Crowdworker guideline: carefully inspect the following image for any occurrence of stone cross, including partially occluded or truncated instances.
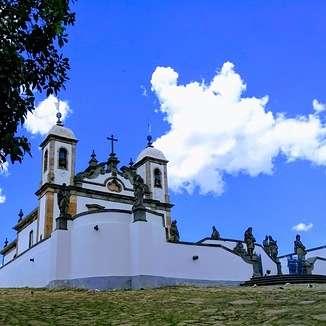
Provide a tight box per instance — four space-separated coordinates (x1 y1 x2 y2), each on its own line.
107 135 118 157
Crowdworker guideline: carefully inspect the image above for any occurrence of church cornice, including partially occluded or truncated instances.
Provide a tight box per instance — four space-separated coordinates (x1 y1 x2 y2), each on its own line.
72 185 173 210
40 134 78 149
35 183 59 197
0 239 17 255
133 156 168 169
36 181 174 216
12 208 38 232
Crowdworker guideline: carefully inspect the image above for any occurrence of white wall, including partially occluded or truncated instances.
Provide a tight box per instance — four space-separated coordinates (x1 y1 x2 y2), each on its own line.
0 210 279 289
128 219 254 282
69 212 132 279
311 259 326 275
17 220 37 255
279 247 326 275
78 175 134 195
202 239 278 275
3 247 16 265
76 197 131 214
307 247 326 259
0 239 51 288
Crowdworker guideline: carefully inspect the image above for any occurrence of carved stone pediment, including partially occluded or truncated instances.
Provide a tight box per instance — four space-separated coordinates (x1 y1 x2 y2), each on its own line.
75 163 106 181
107 179 122 193
86 204 105 211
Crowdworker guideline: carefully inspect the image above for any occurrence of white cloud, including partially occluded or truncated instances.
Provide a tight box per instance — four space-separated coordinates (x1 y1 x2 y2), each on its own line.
292 223 313 232
141 85 148 97
0 162 9 204
0 162 10 177
24 95 72 136
0 188 5 204
151 62 326 195
313 99 325 113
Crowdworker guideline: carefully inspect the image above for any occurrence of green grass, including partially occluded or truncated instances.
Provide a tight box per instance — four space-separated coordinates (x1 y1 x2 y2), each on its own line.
0 284 325 325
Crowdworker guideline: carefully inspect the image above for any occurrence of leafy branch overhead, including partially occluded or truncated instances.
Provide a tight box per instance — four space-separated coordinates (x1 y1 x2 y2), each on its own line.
0 0 76 164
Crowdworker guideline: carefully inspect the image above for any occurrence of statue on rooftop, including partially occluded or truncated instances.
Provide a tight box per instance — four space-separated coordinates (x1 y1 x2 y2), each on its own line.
263 235 270 255
211 226 220 240
294 234 307 261
58 183 70 217
233 242 246 256
133 175 146 209
244 227 256 257
170 220 180 242
269 235 278 260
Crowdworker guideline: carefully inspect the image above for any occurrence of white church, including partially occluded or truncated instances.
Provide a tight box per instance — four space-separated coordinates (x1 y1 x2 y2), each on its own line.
1 116 326 290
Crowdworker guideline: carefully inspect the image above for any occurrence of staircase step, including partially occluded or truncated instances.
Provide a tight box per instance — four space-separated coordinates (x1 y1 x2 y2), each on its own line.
241 274 326 286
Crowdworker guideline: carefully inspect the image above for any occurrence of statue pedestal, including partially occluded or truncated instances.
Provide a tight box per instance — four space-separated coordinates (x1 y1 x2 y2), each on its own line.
56 214 70 230
248 254 262 278
276 260 283 275
133 207 147 222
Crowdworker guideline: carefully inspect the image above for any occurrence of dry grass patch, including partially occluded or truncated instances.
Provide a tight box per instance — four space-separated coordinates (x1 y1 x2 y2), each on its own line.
0 284 325 325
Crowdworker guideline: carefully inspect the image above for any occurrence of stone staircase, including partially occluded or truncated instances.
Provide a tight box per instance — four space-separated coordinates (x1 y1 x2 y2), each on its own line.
241 274 326 286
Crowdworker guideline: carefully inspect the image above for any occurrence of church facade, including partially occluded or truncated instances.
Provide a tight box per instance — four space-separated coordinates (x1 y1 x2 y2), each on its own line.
1 119 287 290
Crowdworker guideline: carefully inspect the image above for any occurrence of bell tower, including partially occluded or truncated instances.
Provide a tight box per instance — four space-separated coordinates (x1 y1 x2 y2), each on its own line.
134 135 171 226
36 109 78 241
39 111 77 187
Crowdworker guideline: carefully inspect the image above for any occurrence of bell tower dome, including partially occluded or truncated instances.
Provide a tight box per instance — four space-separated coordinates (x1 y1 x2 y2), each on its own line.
36 110 78 240
134 135 170 225
39 112 78 187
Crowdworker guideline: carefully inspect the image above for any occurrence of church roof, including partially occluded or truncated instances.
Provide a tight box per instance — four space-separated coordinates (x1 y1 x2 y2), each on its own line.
40 124 77 148
46 124 77 140
135 146 167 164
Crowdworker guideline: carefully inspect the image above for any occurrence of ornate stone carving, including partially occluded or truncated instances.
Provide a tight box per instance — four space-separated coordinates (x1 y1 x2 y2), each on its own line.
132 175 147 209
269 235 278 261
170 220 180 242
211 226 220 240
107 179 122 192
294 234 307 261
233 242 246 256
86 204 105 212
57 183 70 217
75 163 106 181
244 227 256 257
263 235 270 255
121 166 149 209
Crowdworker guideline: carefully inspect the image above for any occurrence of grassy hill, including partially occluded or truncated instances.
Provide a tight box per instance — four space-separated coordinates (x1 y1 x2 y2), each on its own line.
0 284 325 325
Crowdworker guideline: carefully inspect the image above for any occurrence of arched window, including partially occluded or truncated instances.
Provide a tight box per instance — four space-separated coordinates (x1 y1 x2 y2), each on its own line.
154 168 162 187
58 148 68 169
43 150 48 172
29 230 34 248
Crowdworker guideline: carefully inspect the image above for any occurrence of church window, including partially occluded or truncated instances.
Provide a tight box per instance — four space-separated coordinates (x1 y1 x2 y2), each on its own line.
44 150 48 172
29 230 34 248
154 168 162 187
58 148 68 169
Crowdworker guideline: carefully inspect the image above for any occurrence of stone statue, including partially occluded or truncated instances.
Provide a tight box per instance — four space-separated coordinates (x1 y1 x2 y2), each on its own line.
294 234 307 261
57 183 70 217
170 220 180 242
132 175 146 209
263 235 270 255
233 242 246 256
244 227 256 257
154 169 162 187
269 235 278 260
211 226 220 240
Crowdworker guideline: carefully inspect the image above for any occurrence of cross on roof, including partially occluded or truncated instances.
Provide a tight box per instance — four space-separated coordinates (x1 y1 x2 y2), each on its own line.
107 135 118 157
55 99 63 126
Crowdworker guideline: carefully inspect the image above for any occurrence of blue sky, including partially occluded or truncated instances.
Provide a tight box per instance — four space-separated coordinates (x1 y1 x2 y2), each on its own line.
1 1 326 255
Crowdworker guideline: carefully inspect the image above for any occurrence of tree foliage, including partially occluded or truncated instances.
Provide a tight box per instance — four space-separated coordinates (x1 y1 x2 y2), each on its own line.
0 0 76 164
